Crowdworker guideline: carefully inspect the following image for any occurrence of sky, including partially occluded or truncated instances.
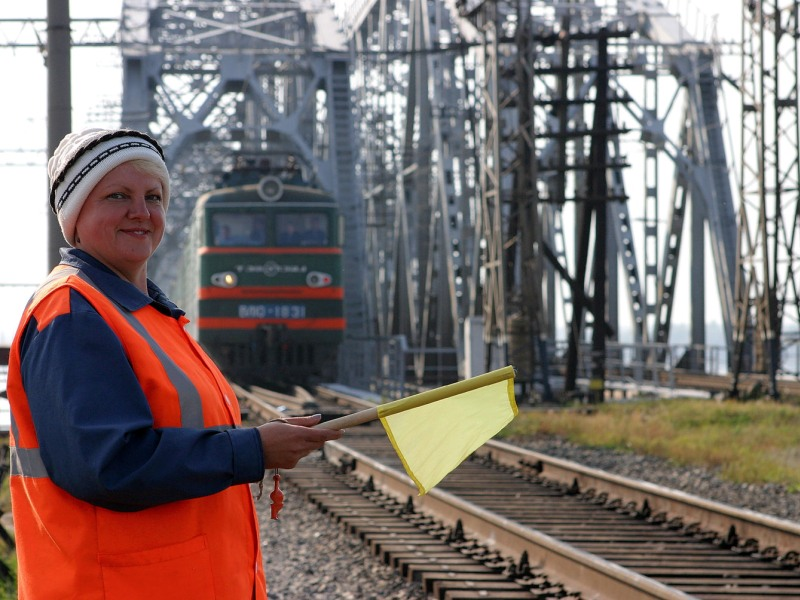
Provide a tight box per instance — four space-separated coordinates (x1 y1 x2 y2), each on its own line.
0 0 739 347
0 1 124 346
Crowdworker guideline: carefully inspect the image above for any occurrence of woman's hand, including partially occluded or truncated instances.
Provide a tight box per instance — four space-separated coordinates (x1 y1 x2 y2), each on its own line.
256 415 343 469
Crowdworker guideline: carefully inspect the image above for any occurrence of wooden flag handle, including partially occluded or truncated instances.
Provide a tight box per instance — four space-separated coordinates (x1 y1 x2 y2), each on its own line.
315 406 378 430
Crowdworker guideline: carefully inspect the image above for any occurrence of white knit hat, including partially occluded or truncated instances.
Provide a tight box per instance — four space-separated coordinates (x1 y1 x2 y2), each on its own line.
48 128 170 246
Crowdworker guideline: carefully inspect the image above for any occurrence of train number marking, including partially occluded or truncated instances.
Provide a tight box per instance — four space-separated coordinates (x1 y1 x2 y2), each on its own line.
237 304 307 319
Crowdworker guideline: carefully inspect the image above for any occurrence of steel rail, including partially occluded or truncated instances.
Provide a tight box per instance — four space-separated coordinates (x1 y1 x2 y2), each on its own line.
315 382 800 557
322 439 694 600
479 439 800 559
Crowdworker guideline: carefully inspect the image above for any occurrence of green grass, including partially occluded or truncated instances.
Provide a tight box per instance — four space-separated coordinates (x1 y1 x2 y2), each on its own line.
499 397 800 491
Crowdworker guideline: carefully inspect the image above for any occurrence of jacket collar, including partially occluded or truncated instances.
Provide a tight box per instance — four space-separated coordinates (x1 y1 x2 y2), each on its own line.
58 248 184 318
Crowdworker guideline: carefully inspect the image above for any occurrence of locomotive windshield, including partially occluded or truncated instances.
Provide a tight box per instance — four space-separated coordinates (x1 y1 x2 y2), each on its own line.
212 213 267 246
276 212 329 246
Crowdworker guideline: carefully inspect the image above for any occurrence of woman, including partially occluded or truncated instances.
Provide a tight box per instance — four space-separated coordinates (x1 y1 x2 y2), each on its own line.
6 128 342 599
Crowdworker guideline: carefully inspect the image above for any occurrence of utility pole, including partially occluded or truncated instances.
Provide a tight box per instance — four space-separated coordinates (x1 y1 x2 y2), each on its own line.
47 0 72 268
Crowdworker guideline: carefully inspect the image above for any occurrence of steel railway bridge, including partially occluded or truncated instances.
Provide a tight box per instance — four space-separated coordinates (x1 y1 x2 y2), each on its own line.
5 0 799 401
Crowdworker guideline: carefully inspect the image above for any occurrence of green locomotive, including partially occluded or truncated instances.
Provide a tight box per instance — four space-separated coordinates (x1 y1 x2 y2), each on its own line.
175 162 343 386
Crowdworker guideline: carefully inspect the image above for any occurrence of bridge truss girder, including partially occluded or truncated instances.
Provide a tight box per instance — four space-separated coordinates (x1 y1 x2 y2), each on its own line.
732 0 800 397
339 0 741 394
344 0 480 385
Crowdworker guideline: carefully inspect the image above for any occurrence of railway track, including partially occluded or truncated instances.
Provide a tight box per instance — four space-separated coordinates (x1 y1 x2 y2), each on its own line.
606 369 800 398
236 383 800 599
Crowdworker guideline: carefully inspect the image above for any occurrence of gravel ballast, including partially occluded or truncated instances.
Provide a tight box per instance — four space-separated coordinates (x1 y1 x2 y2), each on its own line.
515 435 800 522
256 481 428 599
255 436 800 598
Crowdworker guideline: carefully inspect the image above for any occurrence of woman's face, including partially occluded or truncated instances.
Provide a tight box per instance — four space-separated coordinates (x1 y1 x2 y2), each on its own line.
74 162 166 287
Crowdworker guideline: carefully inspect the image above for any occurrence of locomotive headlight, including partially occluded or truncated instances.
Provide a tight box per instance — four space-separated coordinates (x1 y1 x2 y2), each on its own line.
306 271 332 288
257 176 284 202
211 271 238 288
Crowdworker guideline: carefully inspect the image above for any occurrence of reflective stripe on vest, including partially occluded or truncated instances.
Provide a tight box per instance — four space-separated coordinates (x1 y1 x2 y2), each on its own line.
11 265 213 479
10 447 47 478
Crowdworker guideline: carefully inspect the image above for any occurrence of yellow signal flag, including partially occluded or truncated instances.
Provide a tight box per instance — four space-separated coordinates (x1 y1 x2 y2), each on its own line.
378 366 518 494
319 366 518 495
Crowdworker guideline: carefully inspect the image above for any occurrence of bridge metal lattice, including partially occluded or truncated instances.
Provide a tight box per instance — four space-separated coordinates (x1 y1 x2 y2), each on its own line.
732 0 800 398
336 0 747 397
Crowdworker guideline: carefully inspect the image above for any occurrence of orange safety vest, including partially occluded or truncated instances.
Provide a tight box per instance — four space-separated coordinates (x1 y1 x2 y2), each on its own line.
7 265 268 600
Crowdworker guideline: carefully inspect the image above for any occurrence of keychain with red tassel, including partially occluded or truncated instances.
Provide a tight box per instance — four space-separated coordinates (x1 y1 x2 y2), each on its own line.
269 468 284 520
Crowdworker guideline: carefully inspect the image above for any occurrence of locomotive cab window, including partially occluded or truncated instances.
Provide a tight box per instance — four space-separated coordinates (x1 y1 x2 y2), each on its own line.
276 212 329 246
212 213 266 246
